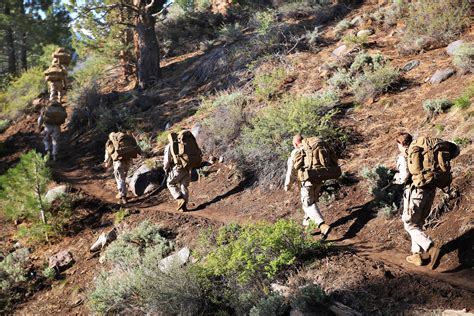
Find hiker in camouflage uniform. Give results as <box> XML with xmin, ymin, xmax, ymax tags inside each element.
<box><xmin>398</xmin><ymin>132</ymin><xmax>460</xmax><ymax>269</ymax></box>
<box><xmin>104</xmin><ymin>132</ymin><xmax>140</xmax><ymax>204</ymax></box>
<box><xmin>37</xmin><ymin>101</ymin><xmax>66</xmax><ymax>161</ymax></box>
<box><xmin>284</xmin><ymin>134</ymin><xmax>335</xmax><ymax>239</ymax></box>
<box><xmin>163</xmin><ymin>130</ymin><xmax>202</xmax><ymax>212</ymax></box>
<box><xmin>45</xmin><ymin>48</ymin><xmax>70</xmax><ymax>103</ymax></box>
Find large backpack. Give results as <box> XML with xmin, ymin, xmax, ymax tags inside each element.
<box><xmin>44</xmin><ymin>65</ymin><xmax>65</xmax><ymax>82</ymax></box>
<box><xmin>296</xmin><ymin>137</ymin><xmax>342</xmax><ymax>182</ymax></box>
<box><xmin>168</xmin><ymin>130</ymin><xmax>202</xmax><ymax>169</ymax></box>
<box><xmin>109</xmin><ymin>132</ymin><xmax>141</xmax><ymax>161</ymax></box>
<box><xmin>43</xmin><ymin>104</ymin><xmax>67</xmax><ymax>125</ymax></box>
<box><xmin>407</xmin><ymin>136</ymin><xmax>459</xmax><ymax>189</ymax></box>
<box><xmin>52</xmin><ymin>48</ymin><xmax>71</xmax><ymax>66</ymax></box>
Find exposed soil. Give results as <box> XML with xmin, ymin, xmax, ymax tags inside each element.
<box><xmin>1</xmin><ymin>1</ymin><xmax>473</xmax><ymax>314</ymax></box>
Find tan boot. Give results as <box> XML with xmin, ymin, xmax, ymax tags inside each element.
<box><xmin>120</xmin><ymin>197</ymin><xmax>127</xmax><ymax>205</ymax></box>
<box><xmin>406</xmin><ymin>253</ymin><xmax>423</xmax><ymax>266</ymax></box>
<box><xmin>115</xmin><ymin>193</ymin><xmax>122</xmax><ymax>199</ymax></box>
<box><xmin>427</xmin><ymin>244</ymin><xmax>441</xmax><ymax>270</ymax></box>
<box><xmin>176</xmin><ymin>198</ymin><xmax>186</xmax><ymax>212</ymax></box>
<box><xmin>319</xmin><ymin>223</ymin><xmax>331</xmax><ymax>240</ymax></box>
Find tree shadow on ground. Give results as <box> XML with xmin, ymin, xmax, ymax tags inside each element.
<box><xmin>330</xmin><ymin>201</ymin><xmax>377</xmax><ymax>242</ymax></box>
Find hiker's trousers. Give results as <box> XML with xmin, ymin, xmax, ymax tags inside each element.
<box><xmin>49</xmin><ymin>81</ymin><xmax>65</xmax><ymax>102</ymax></box>
<box><xmin>113</xmin><ymin>160</ymin><xmax>130</xmax><ymax>198</ymax></box>
<box><xmin>402</xmin><ymin>185</ymin><xmax>436</xmax><ymax>253</ymax></box>
<box><xmin>43</xmin><ymin>124</ymin><xmax>60</xmax><ymax>156</ymax></box>
<box><xmin>301</xmin><ymin>181</ymin><xmax>324</xmax><ymax>226</ymax></box>
<box><xmin>167</xmin><ymin>166</ymin><xmax>190</xmax><ymax>202</ymax></box>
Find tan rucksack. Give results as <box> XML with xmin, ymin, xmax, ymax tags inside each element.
<box><xmin>168</xmin><ymin>130</ymin><xmax>202</xmax><ymax>169</ymax></box>
<box><xmin>108</xmin><ymin>132</ymin><xmax>141</xmax><ymax>161</ymax></box>
<box><xmin>43</xmin><ymin>104</ymin><xmax>67</xmax><ymax>125</ymax></box>
<box><xmin>52</xmin><ymin>48</ymin><xmax>71</xmax><ymax>66</ymax></box>
<box><xmin>296</xmin><ymin>137</ymin><xmax>342</xmax><ymax>182</ymax></box>
<box><xmin>407</xmin><ymin>136</ymin><xmax>459</xmax><ymax>189</ymax></box>
<box><xmin>44</xmin><ymin>65</ymin><xmax>65</xmax><ymax>82</ymax></box>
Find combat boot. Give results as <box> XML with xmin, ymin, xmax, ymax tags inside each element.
<box><xmin>115</xmin><ymin>193</ymin><xmax>122</xmax><ymax>200</ymax></box>
<box><xmin>427</xmin><ymin>244</ymin><xmax>441</xmax><ymax>270</ymax></box>
<box><xmin>120</xmin><ymin>196</ymin><xmax>127</xmax><ymax>205</ymax></box>
<box><xmin>406</xmin><ymin>253</ymin><xmax>423</xmax><ymax>266</ymax></box>
<box><xmin>176</xmin><ymin>198</ymin><xmax>186</xmax><ymax>212</ymax></box>
<box><xmin>319</xmin><ymin>223</ymin><xmax>331</xmax><ymax>240</ymax></box>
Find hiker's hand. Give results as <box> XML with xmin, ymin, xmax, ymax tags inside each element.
<box><xmin>284</xmin><ymin>185</ymin><xmax>290</xmax><ymax>192</ymax></box>
<box><xmin>104</xmin><ymin>161</ymin><xmax>111</xmax><ymax>169</ymax></box>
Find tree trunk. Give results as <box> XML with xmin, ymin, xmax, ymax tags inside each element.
<box><xmin>19</xmin><ymin>1</ymin><xmax>27</xmax><ymax>71</ymax></box>
<box><xmin>4</xmin><ymin>4</ymin><xmax>17</xmax><ymax>75</ymax></box>
<box><xmin>133</xmin><ymin>0</ymin><xmax>160</xmax><ymax>89</ymax></box>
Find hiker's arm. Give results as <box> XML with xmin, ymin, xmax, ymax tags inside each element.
<box><xmin>284</xmin><ymin>150</ymin><xmax>297</xmax><ymax>191</ymax></box>
<box><xmin>163</xmin><ymin>145</ymin><xmax>171</xmax><ymax>172</ymax></box>
<box><xmin>37</xmin><ymin>112</ymin><xmax>43</xmax><ymax>127</ymax></box>
<box><xmin>394</xmin><ymin>155</ymin><xmax>409</xmax><ymax>184</ymax></box>
<box><xmin>104</xmin><ymin>141</ymin><xmax>112</xmax><ymax>167</ymax></box>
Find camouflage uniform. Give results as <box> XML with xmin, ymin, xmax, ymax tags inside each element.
<box><xmin>37</xmin><ymin>110</ymin><xmax>60</xmax><ymax>159</ymax></box>
<box><xmin>104</xmin><ymin>138</ymin><xmax>131</xmax><ymax>199</ymax></box>
<box><xmin>163</xmin><ymin>144</ymin><xmax>191</xmax><ymax>203</ymax></box>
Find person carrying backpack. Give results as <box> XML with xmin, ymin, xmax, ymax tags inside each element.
<box><xmin>284</xmin><ymin>134</ymin><xmax>342</xmax><ymax>239</ymax></box>
<box><xmin>163</xmin><ymin>130</ymin><xmax>202</xmax><ymax>212</ymax></box>
<box><xmin>38</xmin><ymin>101</ymin><xmax>67</xmax><ymax>161</ymax></box>
<box><xmin>401</xmin><ymin>134</ymin><xmax>460</xmax><ymax>269</ymax></box>
<box><xmin>44</xmin><ymin>58</ymin><xmax>67</xmax><ymax>103</ymax></box>
<box><xmin>104</xmin><ymin>132</ymin><xmax>141</xmax><ymax>204</ymax></box>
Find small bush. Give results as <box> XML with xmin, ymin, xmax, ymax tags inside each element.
<box><xmin>334</xmin><ymin>19</ymin><xmax>351</xmax><ymax>35</ymax></box>
<box><xmin>218</xmin><ymin>23</ymin><xmax>244</xmax><ymax>43</ymax></box>
<box><xmin>254</xmin><ymin>66</ymin><xmax>288</xmax><ymax>100</ymax></box>
<box><xmin>452</xmin><ymin>43</ymin><xmax>474</xmax><ymax>74</ymax></box>
<box><xmin>423</xmin><ymin>99</ymin><xmax>453</xmax><ymax>116</ymax></box>
<box><xmin>400</xmin><ymin>0</ymin><xmax>471</xmax><ymax>51</ymax></box>
<box><xmin>250</xmin><ymin>293</ymin><xmax>288</xmax><ymax>316</ymax></box>
<box><xmin>453</xmin><ymin>82</ymin><xmax>474</xmax><ymax>110</ymax></box>
<box><xmin>0</xmin><ymin>119</ymin><xmax>10</xmax><ymax>133</ymax></box>
<box><xmin>0</xmin><ymin>248</ymin><xmax>30</xmax><ymax>311</ymax></box>
<box><xmin>453</xmin><ymin>137</ymin><xmax>472</xmax><ymax>147</ymax></box>
<box><xmin>1</xmin><ymin>67</ymin><xmax>46</xmax><ymax>116</ymax></box>
<box><xmin>360</xmin><ymin>164</ymin><xmax>401</xmax><ymax>217</ymax></box>
<box><xmin>304</xmin><ymin>27</ymin><xmax>322</xmax><ymax>52</ymax></box>
<box><xmin>253</xmin><ymin>10</ymin><xmax>277</xmax><ymax>36</ymax></box>
<box><xmin>342</xmin><ymin>34</ymin><xmax>369</xmax><ymax>48</ymax></box>
<box><xmin>291</xmin><ymin>284</ymin><xmax>329</xmax><ymax>314</ymax></box>
<box><xmin>42</xmin><ymin>266</ymin><xmax>57</xmax><ymax>280</ymax></box>
<box><xmin>201</xmin><ymin>91</ymin><xmax>246</xmax><ymax>155</ymax></box>
<box><xmin>349</xmin><ymin>52</ymin><xmax>386</xmax><ymax>77</ymax></box>
<box><xmin>113</xmin><ymin>208</ymin><xmax>130</xmax><ymax>225</ymax></box>
<box><xmin>352</xmin><ymin>65</ymin><xmax>400</xmax><ymax>103</ymax></box>
<box><xmin>328</xmin><ymin>69</ymin><xmax>351</xmax><ymax>91</ymax></box>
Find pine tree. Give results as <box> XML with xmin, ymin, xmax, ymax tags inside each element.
<box><xmin>0</xmin><ymin>150</ymin><xmax>51</xmax><ymax>225</ymax></box>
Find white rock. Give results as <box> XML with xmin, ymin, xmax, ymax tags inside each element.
<box><xmin>332</xmin><ymin>45</ymin><xmax>348</xmax><ymax>57</ymax></box>
<box><xmin>44</xmin><ymin>185</ymin><xmax>68</xmax><ymax>204</ymax></box>
<box><xmin>446</xmin><ymin>40</ymin><xmax>464</xmax><ymax>56</ymax></box>
<box><xmin>430</xmin><ymin>68</ymin><xmax>456</xmax><ymax>84</ymax></box>
<box><xmin>49</xmin><ymin>250</ymin><xmax>74</xmax><ymax>271</ymax></box>
<box><xmin>158</xmin><ymin>247</ymin><xmax>190</xmax><ymax>273</ymax></box>
<box><xmin>357</xmin><ymin>29</ymin><xmax>374</xmax><ymax>38</ymax></box>
<box><xmin>90</xmin><ymin>228</ymin><xmax>117</xmax><ymax>252</ymax></box>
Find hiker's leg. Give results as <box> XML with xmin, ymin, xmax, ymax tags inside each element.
<box><xmin>51</xmin><ymin>126</ymin><xmax>60</xmax><ymax>156</ymax></box>
<box><xmin>49</xmin><ymin>82</ymin><xmax>55</xmax><ymax>101</ymax></box>
<box><xmin>301</xmin><ymin>182</ymin><xmax>324</xmax><ymax>226</ymax></box>
<box><xmin>180</xmin><ymin>169</ymin><xmax>191</xmax><ymax>202</ymax></box>
<box><xmin>402</xmin><ymin>186</ymin><xmax>435</xmax><ymax>253</ymax></box>
<box><xmin>167</xmin><ymin>167</ymin><xmax>186</xmax><ymax>200</ymax></box>
<box><xmin>43</xmin><ymin>125</ymin><xmax>52</xmax><ymax>153</ymax></box>
<box><xmin>113</xmin><ymin>160</ymin><xmax>127</xmax><ymax>198</ymax></box>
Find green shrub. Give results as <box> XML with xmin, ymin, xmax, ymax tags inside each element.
<box><xmin>349</xmin><ymin>52</ymin><xmax>386</xmax><ymax>77</ymax></box>
<box><xmin>352</xmin><ymin>65</ymin><xmax>399</xmax><ymax>103</ymax></box>
<box><xmin>250</xmin><ymin>293</ymin><xmax>288</xmax><ymax>316</ymax></box>
<box><xmin>0</xmin><ymin>248</ymin><xmax>30</xmax><ymax>311</ymax></box>
<box><xmin>0</xmin><ymin>150</ymin><xmax>52</xmax><ymax>241</ymax></box>
<box><xmin>423</xmin><ymin>99</ymin><xmax>453</xmax><ymax>116</ymax></box>
<box><xmin>238</xmin><ymin>92</ymin><xmax>345</xmax><ymax>185</ymax></box>
<box><xmin>254</xmin><ymin>66</ymin><xmax>288</xmax><ymax>100</ymax></box>
<box><xmin>218</xmin><ymin>23</ymin><xmax>244</xmax><ymax>42</ymax></box>
<box><xmin>328</xmin><ymin>69</ymin><xmax>351</xmax><ymax>91</ymax></box>
<box><xmin>253</xmin><ymin>10</ymin><xmax>277</xmax><ymax>36</ymax></box>
<box><xmin>113</xmin><ymin>208</ymin><xmax>130</xmax><ymax>225</ymax></box>
<box><xmin>360</xmin><ymin>164</ymin><xmax>401</xmax><ymax>217</ymax></box>
<box><xmin>453</xmin><ymin>82</ymin><xmax>474</xmax><ymax>110</ymax></box>
<box><xmin>334</xmin><ymin>19</ymin><xmax>351</xmax><ymax>35</ymax></box>
<box><xmin>202</xmin><ymin>91</ymin><xmax>246</xmax><ymax>154</ymax></box>
<box><xmin>453</xmin><ymin>137</ymin><xmax>472</xmax><ymax>147</ymax></box>
<box><xmin>291</xmin><ymin>284</ymin><xmax>328</xmax><ymax>314</ymax></box>
<box><xmin>453</xmin><ymin>43</ymin><xmax>474</xmax><ymax>74</ymax></box>
<box><xmin>342</xmin><ymin>34</ymin><xmax>369</xmax><ymax>48</ymax></box>
<box><xmin>1</xmin><ymin>67</ymin><xmax>46</xmax><ymax>116</ymax></box>
<box><xmin>0</xmin><ymin>119</ymin><xmax>10</xmax><ymax>133</ymax></box>
<box><xmin>401</xmin><ymin>0</ymin><xmax>471</xmax><ymax>51</ymax></box>
<box><xmin>305</xmin><ymin>27</ymin><xmax>322</xmax><ymax>52</ymax></box>
<box><xmin>42</xmin><ymin>266</ymin><xmax>57</xmax><ymax>280</ymax></box>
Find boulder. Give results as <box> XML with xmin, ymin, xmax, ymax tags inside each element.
<box><xmin>357</xmin><ymin>29</ymin><xmax>374</xmax><ymax>38</ymax></box>
<box><xmin>350</xmin><ymin>16</ymin><xmax>363</xmax><ymax>27</ymax></box>
<box><xmin>430</xmin><ymin>68</ymin><xmax>456</xmax><ymax>84</ymax></box>
<box><xmin>90</xmin><ymin>228</ymin><xmax>118</xmax><ymax>252</ymax></box>
<box><xmin>332</xmin><ymin>45</ymin><xmax>348</xmax><ymax>57</ymax></box>
<box><xmin>446</xmin><ymin>40</ymin><xmax>464</xmax><ymax>56</ymax></box>
<box><xmin>126</xmin><ymin>163</ymin><xmax>164</xmax><ymax>196</ymax></box>
<box><xmin>402</xmin><ymin>60</ymin><xmax>420</xmax><ymax>72</ymax></box>
<box><xmin>49</xmin><ymin>250</ymin><xmax>74</xmax><ymax>271</ymax></box>
<box><xmin>44</xmin><ymin>185</ymin><xmax>68</xmax><ymax>204</ymax></box>
<box><xmin>158</xmin><ymin>247</ymin><xmax>190</xmax><ymax>273</ymax></box>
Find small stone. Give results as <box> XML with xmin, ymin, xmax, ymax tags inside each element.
<box><xmin>402</xmin><ymin>60</ymin><xmax>420</xmax><ymax>72</ymax></box>
<box><xmin>49</xmin><ymin>250</ymin><xmax>74</xmax><ymax>272</ymax></box>
<box><xmin>430</xmin><ymin>68</ymin><xmax>456</xmax><ymax>84</ymax></box>
<box><xmin>44</xmin><ymin>185</ymin><xmax>68</xmax><ymax>204</ymax></box>
<box><xmin>90</xmin><ymin>228</ymin><xmax>117</xmax><ymax>252</ymax></box>
<box><xmin>158</xmin><ymin>247</ymin><xmax>190</xmax><ymax>273</ymax></box>
<box><xmin>332</xmin><ymin>45</ymin><xmax>348</xmax><ymax>57</ymax></box>
<box><xmin>446</xmin><ymin>40</ymin><xmax>464</xmax><ymax>56</ymax></box>
<box><xmin>350</xmin><ymin>16</ymin><xmax>363</xmax><ymax>27</ymax></box>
